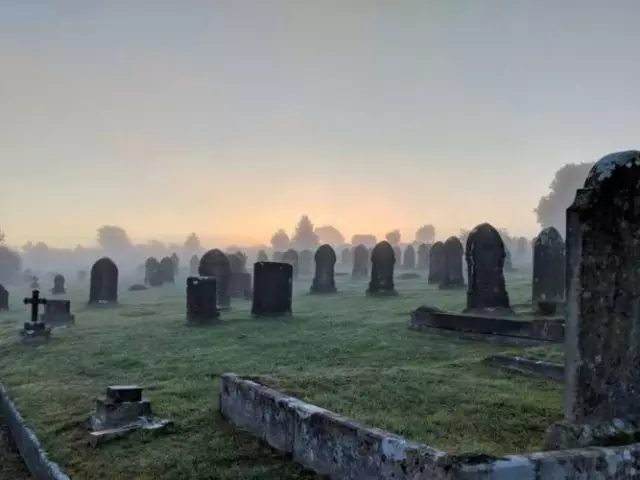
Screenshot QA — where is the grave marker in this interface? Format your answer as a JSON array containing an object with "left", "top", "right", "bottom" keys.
[
  {"left": 532, "top": 226, "right": 565, "bottom": 309},
  {"left": 427, "top": 241, "right": 445, "bottom": 284},
  {"left": 439, "top": 236, "right": 465, "bottom": 289},
  {"left": 21, "top": 290, "right": 51, "bottom": 344},
  {"left": 198, "top": 249, "right": 231, "bottom": 309},
  {"left": 0, "top": 284, "right": 8, "bottom": 311},
  {"left": 366, "top": 241, "right": 397, "bottom": 296},
  {"left": 251, "top": 262, "right": 292, "bottom": 316},
  {"left": 89, "top": 257, "right": 119, "bottom": 306},
  {"left": 310, "top": 244, "right": 337, "bottom": 294},
  {"left": 186, "top": 276, "right": 219, "bottom": 324},
  {"left": 51, "top": 274, "right": 66, "bottom": 294},
  {"left": 351, "top": 244, "right": 369, "bottom": 279},
  {"left": 403, "top": 245, "right": 416, "bottom": 269}
]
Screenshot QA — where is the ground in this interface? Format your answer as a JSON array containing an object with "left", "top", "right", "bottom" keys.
[{"left": 0, "top": 268, "right": 562, "bottom": 480}]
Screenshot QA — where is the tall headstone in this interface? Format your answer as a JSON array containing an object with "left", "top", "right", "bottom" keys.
[
  {"left": 89, "top": 257, "right": 118, "bottom": 305},
  {"left": 341, "top": 247, "right": 352, "bottom": 266},
  {"left": 229, "top": 252, "right": 246, "bottom": 274},
  {"left": 367, "top": 241, "right": 397, "bottom": 296},
  {"left": 198, "top": 249, "right": 231, "bottom": 309},
  {"left": 51, "top": 274, "right": 66, "bottom": 294},
  {"left": 170, "top": 253, "right": 180, "bottom": 276},
  {"left": 159, "top": 256, "right": 175, "bottom": 284},
  {"left": 464, "top": 223, "right": 511, "bottom": 313},
  {"left": 516, "top": 236, "right": 528, "bottom": 260},
  {"left": 189, "top": 254, "right": 199, "bottom": 276},
  {"left": 257, "top": 250, "right": 269, "bottom": 263},
  {"left": 310, "top": 245, "right": 337, "bottom": 294},
  {"left": 402, "top": 245, "right": 416, "bottom": 269},
  {"left": 0, "top": 284, "right": 8, "bottom": 311},
  {"left": 298, "top": 250, "right": 313, "bottom": 275},
  {"left": 439, "top": 236, "right": 465, "bottom": 289},
  {"left": 282, "top": 249, "right": 299, "bottom": 278},
  {"left": 145, "top": 257, "right": 162, "bottom": 286},
  {"left": 186, "top": 276, "right": 218, "bottom": 324},
  {"left": 532, "top": 227, "right": 565, "bottom": 308},
  {"left": 417, "top": 243, "right": 431, "bottom": 269},
  {"left": 427, "top": 241, "right": 445, "bottom": 284},
  {"left": 251, "top": 262, "right": 292, "bottom": 316},
  {"left": 546, "top": 151, "right": 640, "bottom": 449},
  {"left": 351, "top": 244, "right": 369, "bottom": 279},
  {"left": 393, "top": 246, "right": 402, "bottom": 267}
]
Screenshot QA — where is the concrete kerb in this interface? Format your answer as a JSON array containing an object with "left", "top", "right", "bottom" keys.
[
  {"left": 0, "top": 383, "right": 70, "bottom": 480},
  {"left": 220, "top": 373, "right": 640, "bottom": 480}
]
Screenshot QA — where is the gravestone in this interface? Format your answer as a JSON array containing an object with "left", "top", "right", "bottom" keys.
[
  {"left": 0, "top": 284, "right": 8, "bottom": 311},
  {"left": 351, "top": 244, "right": 369, "bottom": 279},
  {"left": 298, "top": 250, "right": 313, "bottom": 275},
  {"left": 228, "top": 252, "right": 246, "bottom": 274},
  {"left": 464, "top": 223, "right": 511, "bottom": 313},
  {"left": 186, "top": 276, "right": 219, "bottom": 324},
  {"left": 417, "top": 243, "right": 430, "bottom": 269},
  {"left": 516, "top": 236, "right": 528, "bottom": 260},
  {"left": 77, "top": 269, "right": 87, "bottom": 282},
  {"left": 41, "top": 299, "right": 75, "bottom": 327},
  {"left": 427, "top": 241, "right": 445, "bottom": 284},
  {"left": 310, "top": 244, "right": 337, "bottom": 294},
  {"left": 170, "top": 252, "right": 179, "bottom": 276},
  {"left": 272, "top": 251, "right": 284, "bottom": 263},
  {"left": 30, "top": 276, "right": 39, "bottom": 290},
  {"left": 403, "top": 245, "right": 416, "bottom": 270},
  {"left": 159, "top": 257, "right": 175, "bottom": 284},
  {"left": 393, "top": 246, "right": 402, "bottom": 267},
  {"left": 198, "top": 249, "right": 231, "bottom": 309},
  {"left": 546, "top": 151, "right": 640, "bottom": 449},
  {"left": 257, "top": 250, "right": 268, "bottom": 263},
  {"left": 439, "top": 236, "right": 465, "bottom": 289},
  {"left": 532, "top": 227, "right": 565, "bottom": 309},
  {"left": 228, "top": 252, "right": 251, "bottom": 298},
  {"left": 251, "top": 262, "right": 292, "bottom": 316},
  {"left": 366, "top": 241, "right": 397, "bottom": 296},
  {"left": 51, "top": 274, "right": 66, "bottom": 294},
  {"left": 89, "top": 257, "right": 119, "bottom": 305},
  {"left": 145, "top": 257, "right": 162, "bottom": 286},
  {"left": 282, "top": 249, "right": 299, "bottom": 278},
  {"left": 189, "top": 254, "right": 199, "bottom": 276},
  {"left": 341, "top": 247, "right": 352, "bottom": 266},
  {"left": 21, "top": 290, "right": 51, "bottom": 344}
]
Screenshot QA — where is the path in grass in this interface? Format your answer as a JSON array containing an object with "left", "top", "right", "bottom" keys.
[{"left": 0, "top": 269, "right": 562, "bottom": 479}]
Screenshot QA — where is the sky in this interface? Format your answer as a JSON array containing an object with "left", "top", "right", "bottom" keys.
[{"left": 2, "top": 1, "right": 639, "bottom": 248}]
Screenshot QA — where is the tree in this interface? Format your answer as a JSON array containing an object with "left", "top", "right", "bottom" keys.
[
  {"left": 291, "top": 215, "right": 319, "bottom": 250},
  {"left": 534, "top": 162, "right": 594, "bottom": 234},
  {"left": 314, "top": 225, "right": 345, "bottom": 245},
  {"left": 96, "top": 225, "right": 132, "bottom": 250},
  {"left": 385, "top": 229, "right": 401, "bottom": 246},
  {"left": 350, "top": 234, "right": 377, "bottom": 247},
  {"left": 414, "top": 224, "right": 436, "bottom": 243},
  {"left": 270, "top": 229, "right": 290, "bottom": 250},
  {"left": 0, "top": 245, "right": 22, "bottom": 284},
  {"left": 184, "top": 232, "right": 201, "bottom": 251}
]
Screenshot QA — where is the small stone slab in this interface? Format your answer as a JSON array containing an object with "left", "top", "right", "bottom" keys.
[
  {"left": 483, "top": 355, "right": 564, "bottom": 381},
  {"left": 88, "top": 418, "right": 173, "bottom": 447},
  {"left": 106, "top": 385, "right": 142, "bottom": 403}
]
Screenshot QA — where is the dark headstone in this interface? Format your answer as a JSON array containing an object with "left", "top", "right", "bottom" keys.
[
  {"left": 145, "top": 257, "right": 162, "bottom": 286},
  {"left": 532, "top": 227, "right": 565, "bottom": 307},
  {"left": 0, "top": 284, "right": 9, "bottom": 311},
  {"left": 516, "top": 236, "right": 528, "bottom": 260},
  {"left": 107, "top": 385, "right": 143, "bottom": 403},
  {"left": 464, "top": 223, "right": 511, "bottom": 313},
  {"left": 439, "top": 236, "right": 465, "bottom": 289},
  {"left": 310, "top": 244, "right": 337, "bottom": 294},
  {"left": 367, "top": 241, "right": 397, "bottom": 296},
  {"left": 189, "top": 254, "right": 199, "bottom": 276},
  {"left": 403, "top": 245, "right": 416, "bottom": 269},
  {"left": 170, "top": 253, "right": 179, "bottom": 276},
  {"left": 89, "top": 258, "right": 118, "bottom": 305},
  {"left": 198, "top": 249, "right": 231, "bottom": 309},
  {"left": 417, "top": 243, "right": 431, "bottom": 269},
  {"left": 41, "top": 299, "right": 74, "bottom": 327},
  {"left": 282, "top": 249, "right": 299, "bottom": 278},
  {"left": 51, "top": 274, "right": 66, "bottom": 294},
  {"left": 251, "top": 262, "right": 292, "bottom": 316},
  {"left": 427, "top": 242, "right": 445, "bottom": 284},
  {"left": 21, "top": 290, "right": 51, "bottom": 343},
  {"left": 351, "top": 244, "right": 369, "bottom": 279},
  {"left": 298, "top": 250, "right": 313, "bottom": 275},
  {"left": 186, "top": 276, "right": 219, "bottom": 324},
  {"left": 272, "top": 251, "right": 284, "bottom": 263},
  {"left": 159, "top": 257, "right": 175, "bottom": 284},
  {"left": 257, "top": 250, "right": 268, "bottom": 263},
  {"left": 341, "top": 247, "right": 352, "bottom": 266},
  {"left": 228, "top": 252, "right": 247, "bottom": 274}
]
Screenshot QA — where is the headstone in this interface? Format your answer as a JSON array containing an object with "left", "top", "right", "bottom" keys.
[
  {"left": 427, "top": 242, "right": 445, "bottom": 284},
  {"left": 198, "top": 249, "right": 231, "bottom": 309},
  {"left": 186, "top": 276, "right": 218, "bottom": 324},
  {"left": 310, "top": 244, "right": 337, "bottom": 294},
  {"left": 393, "top": 246, "right": 402, "bottom": 267},
  {"left": 40, "top": 299, "right": 75, "bottom": 327},
  {"left": 89, "top": 257, "right": 119, "bottom": 306},
  {"left": 0, "top": 284, "right": 8, "bottom": 310},
  {"left": 21, "top": 290, "right": 51, "bottom": 344},
  {"left": 532, "top": 227, "right": 565, "bottom": 308},
  {"left": 170, "top": 252, "right": 179, "bottom": 275},
  {"left": 516, "top": 236, "right": 528, "bottom": 260},
  {"left": 145, "top": 257, "right": 162, "bottom": 286},
  {"left": 228, "top": 252, "right": 246, "bottom": 274},
  {"left": 439, "top": 236, "right": 465, "bottom": 289},
  {"left": 282, "top": 249, "right": 299, "bottom": 278},
  {"left": 546, "top": 151, "right": 640, "bottom": 449},
  {"left": 298, "top": 250, "right": 313, "bottom": 275},
  {"left": 189, "top": 254, "right": 199, "bottom": 276},
  {"left": 417, "top": 243, "right": 431, "bottom": 269},
  {"left": 77, "top": 269, "right": 87, "bottom": 282},
  {"left": 272, "top": 251, "right": 284, "bottom": 263},
  {"left": 257, "top": 250, "right": 268, "bottom": 262},
  {"left": 30, "top": 276, "right": 39, "bottom": 290},
  {"left": 51, "top": 274, "right": 66, "bottom": 294},
  {"left": 403, "top": 245, "right": 416, "bottom": 270},
  {"left": 351, "top": 244, "right": 369, "bottom": 279},
  {"left": 366, "top": 241, "right": 397, "bottom": 296},
  {"left": 251, "top": 262, "right": 292, "bottom": 316},
  {"left": 341, "top": 247, "right": 352, "bottom": 266},
  {"left": 230, "top": 272, "right": 252, "bottom": 299},
  {"left": 464, "top": 223, "right": 511, "bottom": 313},
  {"left": 159, "top": 257, "right": 175, "bottom": 284}
]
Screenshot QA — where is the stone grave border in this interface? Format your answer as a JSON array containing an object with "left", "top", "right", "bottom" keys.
[
  {"left": 220, "top": 373, "right": 640, "bottom": 479},
  {"left": 409, "top": 308, "right": 564, "bottom": 346},
  {"left": 0, "top": 382, "right": 70, "bottom": 480},
  {"left": 483, "top": 354, "right": 564, "bottom": 382}
]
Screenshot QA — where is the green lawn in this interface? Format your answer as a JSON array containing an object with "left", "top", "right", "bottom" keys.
[{"left": 0, "top": 268, "right": 563, "bottom": 479}]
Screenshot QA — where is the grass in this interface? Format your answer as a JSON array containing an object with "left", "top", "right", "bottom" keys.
[{"left": 0, "top": 268, "right": 563, "bottom": 479}]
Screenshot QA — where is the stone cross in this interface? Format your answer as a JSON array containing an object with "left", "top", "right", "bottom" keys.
[{"left": 24, "top": 290, "right": 47, "bottom": 323}]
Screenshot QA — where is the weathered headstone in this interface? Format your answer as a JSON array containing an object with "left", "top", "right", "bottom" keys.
[
  {"left": 282, "top": 249, "right": 299, "bottom": 278},
  {"left": 272, "top": 251, "right": 284, "bottom": 263},
  {"left": 228, "top": 252, "right": 251, "bottom": 298},
  {"left": 298, "top": 250, "right": 313, "bottom": 275},
  {"left": 21, "top": 290, "right": 51, "bottom": 344},
  {"left": 170, "top": 252, "right": 179, "bottom": 276},
  {"left": 464, "top": 223, "right": 511, "bottom": 313},
  {"left": 186, "top": 276, "right": 218, "bottom": 324},
  {"left": 367, "top": 241, "right": 397, "bottom": 296},
  {"left": 439, "top": 236, "right": 465, "bottom": 289},
  {"left": 427, "top": 241, "right": 445, "bottom": 284},
  {"left": 417, "top": 243, "right": 431, "bottom": 269},
  {"left": 341, "top": 247, "right": 352, "bottom": 266},
  {"left": 403, "top": 245, "right": 416, "bottom": 269},
  {"left": 51, "top": 274, "right": 66, "bottom": 294},
  {"left": 159, "top": 257, "right": 175, "bottom": 284},
  {"left": 198, "top": 249, "right": 231, "bottom": 309},
  {"left": 41, "top": 299, "right": 75, "bottom": 327},
  {"left": 189, "top": 254, "right": 199, "bottom": 276},
  {"left": 532, "top": 227, "right": 565, "bottom": 309},
  {"left": 516, "top": 236, "right": 528, "bottom": 260},
  {"left": 228, "top": 252, "right": 246, "bottom": 274},
  {"left": 310, "top": 244, "right": 337, "bottom": 294},
  {"left": 546, "top": 151, "right": 640, "bottom": 449},
  {"left": 257, "top": 250, "right": 268, "bottom": 263},
  {"left": 393, "top": 246, "right": 402, "bottom": 267},
  {"left": 0, "top": 284, "right": 8, "bottom": 311},
  {"left": 89, "top": 257, "right": 118, "bottom": 305},
  {"left": 351, "top": 244, "right": 369, "bottom": 279},
  {"left": 145, "top": 257, "right": 162, "bottom": 286},
  {"left": 251, "top": 262, "right": 292, "bottom": 316}
]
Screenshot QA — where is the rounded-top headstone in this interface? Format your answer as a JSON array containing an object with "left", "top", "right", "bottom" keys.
[
  {"left": 534, "top": 226, "right": 563, "bottom": 247},
  {"left": 314, "top": 244, "right": 337, "bottom": 264},
  {"left": 371, "top": 241, "right": 395, "bottom": 264}
]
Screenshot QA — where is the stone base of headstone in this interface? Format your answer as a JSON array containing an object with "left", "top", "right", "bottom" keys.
[
  {"left": 19, "top": 323, "right": 52, "bottom": 345},
  {"left": 89, "top": 385, "right": 172, "bottom": 446},
  {"left": 462, "top": 306, "right": 515, "bottom": 317},
  {"left": 545, "top": 417, "right": 640, "bottom": 450},
  {"left": 87, "top": 301, "right": 119, "bottom": 309},
  {"left": 185, "top": 312, "right": 220, "bottom": 326},
  {"left": 365, "top": 289, "right": 398, "bottom": 297}
]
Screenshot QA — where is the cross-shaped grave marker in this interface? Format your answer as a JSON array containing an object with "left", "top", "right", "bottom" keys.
[{"left": 24, "top": 289, "right": 47, "bottom": 323}]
